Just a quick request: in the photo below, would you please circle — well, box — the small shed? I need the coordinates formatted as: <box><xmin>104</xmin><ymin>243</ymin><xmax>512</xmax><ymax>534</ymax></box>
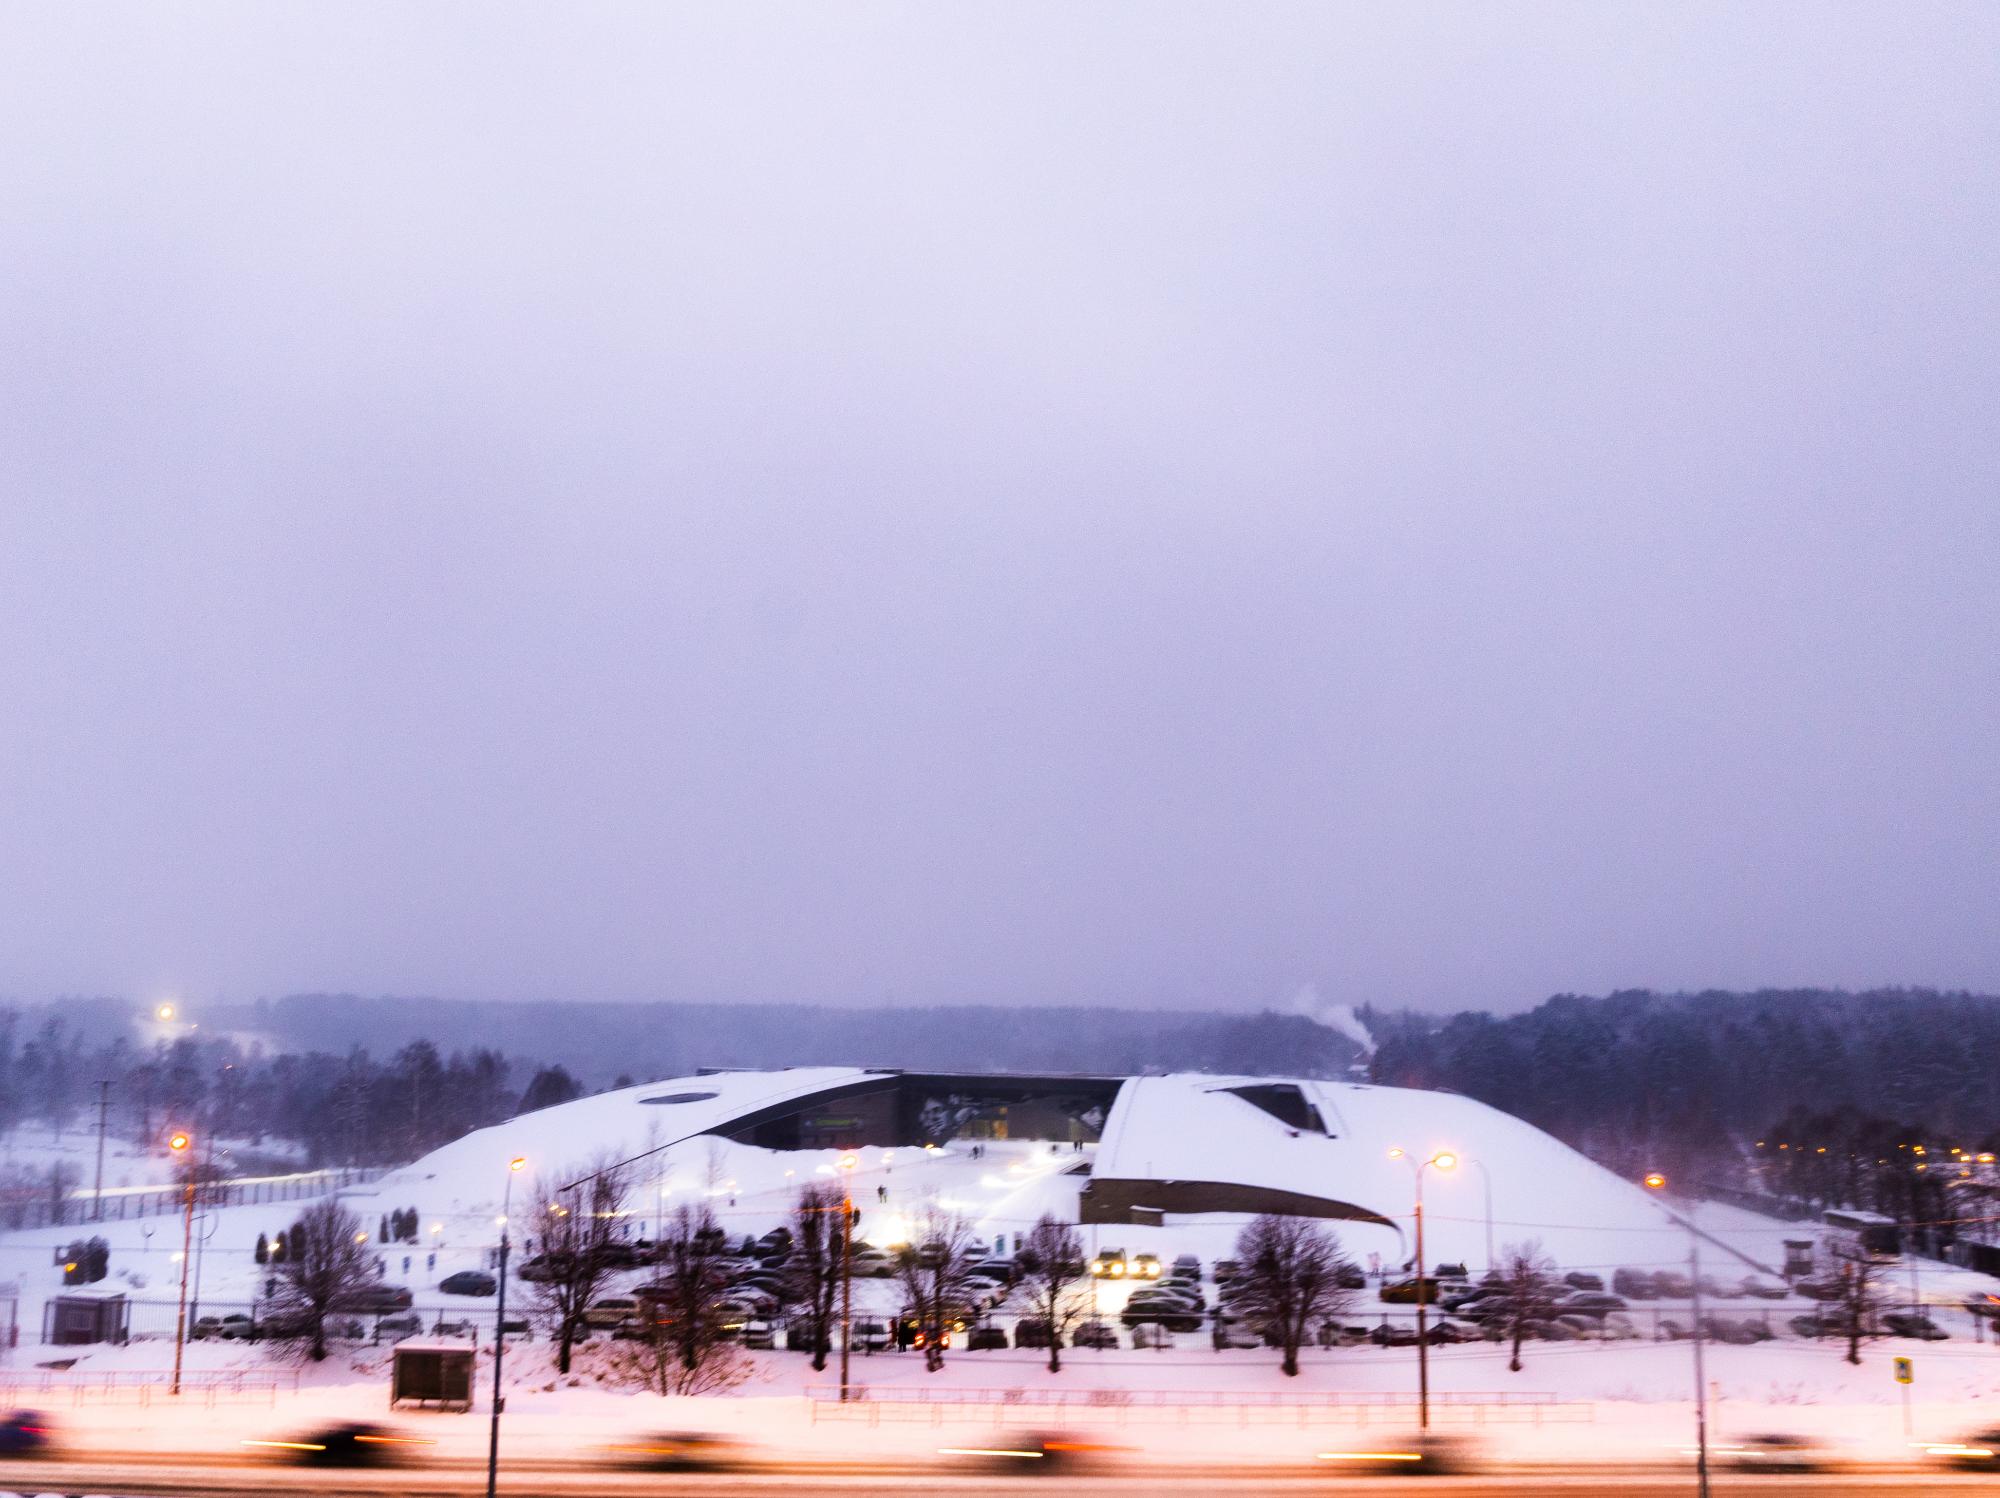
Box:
<box><xmin>43</xmin><ymin>1291</ymin><xmax>128</xmax><ymax>1346</ymax></box>
<box><xmin>390</xmin><ymin>1338</ymin><xmax>477</xmax><ymax>1411</ymax></box>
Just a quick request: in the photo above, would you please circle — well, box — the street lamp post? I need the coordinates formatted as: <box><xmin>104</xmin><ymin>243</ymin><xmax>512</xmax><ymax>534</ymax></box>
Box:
<box><xmin>838</xmin><ymin>1153</ymin><xmax>857</xmax><ymax>1404</ymax></box>
<box><xmin>1389</xmin><ymin>1147</ymin><xmax>1457</xmax><ymax>1430</ymax></box>
<box><xmin>1645</xmin><ymin>1172</ymin><xmax>1710</xmax><ymax>1498</ymax></box>
<box><xmin>486</xmin><ymin>1156</ymin><xmax>526</xmax><ymax>1498</ymax></box>
<box><xmin>167</xmin><ymin>1130</ymin><xmax>194</xmax><ymax>1397</ymax></box>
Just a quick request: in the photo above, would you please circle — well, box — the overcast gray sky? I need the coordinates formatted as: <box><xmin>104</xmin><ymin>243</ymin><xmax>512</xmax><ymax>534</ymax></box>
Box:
<box><xmin>1</xmin><ymin>4</ymin><xmax>1994</xmax><ymax>1015</ymax></box>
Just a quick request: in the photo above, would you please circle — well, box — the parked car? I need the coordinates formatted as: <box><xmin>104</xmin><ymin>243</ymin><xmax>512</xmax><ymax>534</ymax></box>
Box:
<box><xmin>966</xmin><ymin>1324</ymin><xmax>1009</xmax><ymax>1351</ymax></box>
<box><xmin>1612</xmin><ymin>1268</ymin><xmax>1660</xmax><ymax>1300</ymax></box>
<box><xmin>1370</xmin><ymin>1323</ymin><xmax>1421</xmax><ymax>1347</ymax></box>
<box><xmin>1740</xmin><ymin>1277</ymin><xmax>1789</xmax><ymax>1300</ymax></box>
<box><xmin>848</xmin><ymin>1318</ymin><xmax>890</xmax><ymax>1352</ymax></box>
<box><xmin>1013</xmin><ymin>1317</ymin><xmax>1054</xmax><ymax>1348</ymax></box>
<box><xmin>585</xmin><ymin>1297</ymin><xmax>639</xmax><ymax>1330</ymax></box>
<box><xmin>1654</xmin><ymin>1271</ymin><xmax>1693</xmax><ymax>1299</ymax></box>
<box><xmin>439</xmin><ymin>1271</ymin><xmax>497</xmax><ymax>1296</ymax></box>
<box><xmin>1211</xmin><ymin>1259</ymin><xmax>1241</xmax><ymax>1284</ymax></box>
<box><xmin>335</xmin><ymin>1284</ymin><xmax>413</xmax><ymax>1314</ymax></box>
<box><xmin>1564</xmin><ymin>1271</ymin><xmax>1605</xmax><ymax>1292</ymax></box>
<box><xmin>192</xmin><ymin>1313</ymin><xmax>255</xmax><ymax>1341</ymax></box>
<box><xmin>431</xmin><ymin>1318</ymin><xmax>477</xmax><ymax>1340</ymax></box>
<box><xmin>1072</xmin><ymin>1320</ymin><xmax>1119</xmax><ymax>1350</ymax></box>
<box><xmin>373</xmin><ymin>1312</ymin><xmax>423</xmax><ymax>1342</ymax></box>
<box><xmin>1211</xmin><ymin>1316</ymin><xmax>1261</xmax><ymax>1349</ymax></box>
<box><xmin>848</xmin><ymin>1247</ymin><xmax>898</xmax><ymax>1279</ymax></box>
<box><xmin>1555</xmin><ymin>1292</ymin><xmax>1628</xmax><ymax>1318</ymax></box>
<box><xmin>1380</xmin><ymin>1277</ymin><xmax>1442</xmax><ymax>1305</ymax></box>
<box><xmin>1883</xmin><ymin>1312</ymin><xmax>1948</xmax><ymax>1341</ymax></box>
<box><xmin>1172</xmin><ymin>1254</ymin><xmax>1203</xmax><ymax>1280</ymax></box>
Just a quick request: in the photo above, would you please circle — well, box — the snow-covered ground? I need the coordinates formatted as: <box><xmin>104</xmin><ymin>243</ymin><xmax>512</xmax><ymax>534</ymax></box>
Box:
<box><xmin>7</xmin><ymin>1079</ymin><xmax>2000</xmax><ymax>1470</ymax></box>
<box><xmin>9</xmin><ymin>1324</ymin><xmax>2000</xmax><ymax>1471</ymax></box>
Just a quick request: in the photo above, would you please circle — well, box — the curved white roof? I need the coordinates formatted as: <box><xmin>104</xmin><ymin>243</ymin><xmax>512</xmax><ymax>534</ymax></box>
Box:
<box><xmin>1093</xmin><ymin>1073</ymin><xmax>1696</xmax><ymax>1272</ymax></box>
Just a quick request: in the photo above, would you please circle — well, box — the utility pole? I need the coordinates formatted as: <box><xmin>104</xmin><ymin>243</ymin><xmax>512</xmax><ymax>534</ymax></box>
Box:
<box><xmin>487</xmin><ymin>1156</ymin><xmax>525</xmax><ymax>1498</ymax></box>
<box><xmin>839</xmin><ymin>1188</ymin><xmax>855</xmax><ymax>1402</ymax></box>
<box><xmin>92</xmin><ymin>1081</ymin><xmax>109</xmax><ymax>1224</ymax></box>
<box><xmin>1646</xmin><ymin>1172</ymin><xmax>1710</xmax><ymax>1498</ymax></box>
<box><xmin>168</xmin><ymin>1130</ymin><xmax>194</xmax><ymax>1397</ymax></box>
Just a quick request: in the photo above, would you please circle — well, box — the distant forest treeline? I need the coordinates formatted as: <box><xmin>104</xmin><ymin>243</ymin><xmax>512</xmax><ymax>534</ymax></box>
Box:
<box><xmin>1365</xmin><ymin>987</ymin><xmax>2000</xmax><ymax>1198</ymax></box>
<box><xmin>208</xmin><ymin>994</ymin><xmax>1369</xmax><ymax>1091</ymax></box>
<box><xmin>0</xmin><ymin>996</ymin><xmax>1362</xmax><ymax>1169</ymax></box>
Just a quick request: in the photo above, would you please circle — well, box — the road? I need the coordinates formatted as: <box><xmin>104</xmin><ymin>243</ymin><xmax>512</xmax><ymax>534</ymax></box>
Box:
<box><xmin>5</xmin><ymin>1458</ymin><xmax>2000</xmax><ymax>1496</ymax></box>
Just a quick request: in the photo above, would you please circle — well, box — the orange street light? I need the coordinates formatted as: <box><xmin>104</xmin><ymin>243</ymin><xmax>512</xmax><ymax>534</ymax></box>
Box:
<box><xmin>1644</xmin><ymin>1172</ymin><xmax>1668</xmax><ymax>1191</ymax></box>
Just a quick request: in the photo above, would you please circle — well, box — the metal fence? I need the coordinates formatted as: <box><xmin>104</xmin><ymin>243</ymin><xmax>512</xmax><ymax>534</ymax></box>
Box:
<box><xmin>0</xmin><ymin>1367</ymin><xmax>297</xmax><ymax>1408</ymax></box>
<box><xmin>807</xmin><ymin>1384</ymin><xmax>1593</xmax><ymax>1428</ymax></box>
<box><xmin>2</xmin><ymin>1167</ymin><xmax>383</xmax><ymax>1232</ymax></box>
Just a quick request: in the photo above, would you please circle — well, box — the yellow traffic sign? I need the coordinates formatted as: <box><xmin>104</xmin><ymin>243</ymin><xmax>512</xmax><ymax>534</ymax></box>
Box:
<box><xmin>1894</xmin><ymin>1356</ymin><xmax>1914</xmax><ymax>1385</ymax></box>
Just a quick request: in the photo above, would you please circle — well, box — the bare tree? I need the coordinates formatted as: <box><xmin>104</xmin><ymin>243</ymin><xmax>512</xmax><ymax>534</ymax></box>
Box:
<box><xmin>1228</xmin><ymin>1214</ymin><xmax>1355</xmax><ymax>1376</ymax></box>
<box><xmin>266</xmin><ymin>1199</ymin><xmax>373</xmax><ymax>1360</ymax></box>
<box><xmin>895</xmin><ymin>1202</ymin><xmax>979</xmax><ymax>1372</ymax></box>
<box><xmin>1016</xmin><ymin>1215</ymin><xmax>1090</xmax><ymax>1373</ymax></box>
<box><xmin>1491</xmin><ymin>1240</ymin><xmax>1560</xmax><ymax>1372</ymax></box>
<box><xmin>638</xmin><ymin>1202</ymin><xmax>733</xmax><ymax>1390</ymax></box>
<box><xmin>786</xmin><ymin>1182</ymin><xmax>849</xmax><ymax>1372</ymax></box>
<box><xmin>1829</xmin><ymin>1237</ymin><xmax>1889</xmax><ymax>1366</ymax></box>
<box><xmin>529</xmin><ymin>1154</ymin><xmax>630</xmax><ymax>1373</ymax></box>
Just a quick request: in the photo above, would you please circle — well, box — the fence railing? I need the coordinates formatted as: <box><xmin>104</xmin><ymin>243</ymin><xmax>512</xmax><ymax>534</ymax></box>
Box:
<box><xmin>806</xmin><ymin>1385</ymin><xmax>1592</xmax><ymax>1428</ymax></box>
<box><xmin>0</xmin><ymin>1367</ymin><xmax>298</xmax><ymax>1408</ymax></box>
<box><xmin>2</xmin><ymin>1167</ymin><xmax>384</xmax><ymax>1232</ymax></box>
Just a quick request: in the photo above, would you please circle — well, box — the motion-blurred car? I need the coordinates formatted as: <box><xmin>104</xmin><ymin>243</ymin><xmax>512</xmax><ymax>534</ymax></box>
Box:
<box><xmin>1131</xmin><ymin>1253</ymin><xmax>1163</xmax><ymax>1280</ymax></box>
<box><xmin>1316</xmin><ymin>1434</ymin><xmax>1479</xmax><ymax>1476</ymax></box>
<box><xmin>1919</xmin><ymin>1430</ymin><xmax>2000</xmax><ymax>1471</ymax></box>
<box><xmin>439</xmin><ymin>1270</ymin><xmax>497</xmax><ymax>1296</ymax></box>
<box><xmin>244</xmin><ymin>1422</ymin><xmax>433</xmax><ymax>1466</ymax></box>
<box><xmin>604</xmin><ymin>1431</ymin><xmax>752</xmax><ymax>1471</ymax></box>
<box><xmin>939</xmin><ymin>1431</ymin><xmax>1123</xmax><ymax>1475</ymax></box>
<box><xmin>0</xmin><ymin>1411</ymin><xmax>54</xmax><ymax>1457</ymax></box>
<box><xmin>1722</xmin><ymin>1433</ymin><xmax>1831</xmax><ymax>1473</ymax></box>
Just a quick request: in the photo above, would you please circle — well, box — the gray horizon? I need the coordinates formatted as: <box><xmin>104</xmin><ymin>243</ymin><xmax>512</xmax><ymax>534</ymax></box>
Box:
<box><xmin>1</xmin><ymin>4</ymin><xmax>1995</xmax><ymax>1016</ymax></box>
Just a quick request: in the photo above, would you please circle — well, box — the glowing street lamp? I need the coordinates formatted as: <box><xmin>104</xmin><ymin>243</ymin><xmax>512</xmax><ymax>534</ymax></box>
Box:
<box><xmin>1388</xmin><ymin>1147</ymin><xmax>1457</xmax><ymax>1429</ymax></box>
<box><xmin>1645</xmin><ymin>1170</ymin><xmax>1710</xmax><ymax>1498</ymax></box>
<box><xmin>167</xmin><ymin>1129</ymin><xmax>195</xmax><ymax>1396</ymax></box>
<box><xmin>156</xmin><ymin>1003</ymin><xmax>177</xmax><ymax>1023</ymax></box>
<box><xmin>486</xmin><ymin>1155</ymin><xmax>527</xmax><ymax>1498</ymax></box>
